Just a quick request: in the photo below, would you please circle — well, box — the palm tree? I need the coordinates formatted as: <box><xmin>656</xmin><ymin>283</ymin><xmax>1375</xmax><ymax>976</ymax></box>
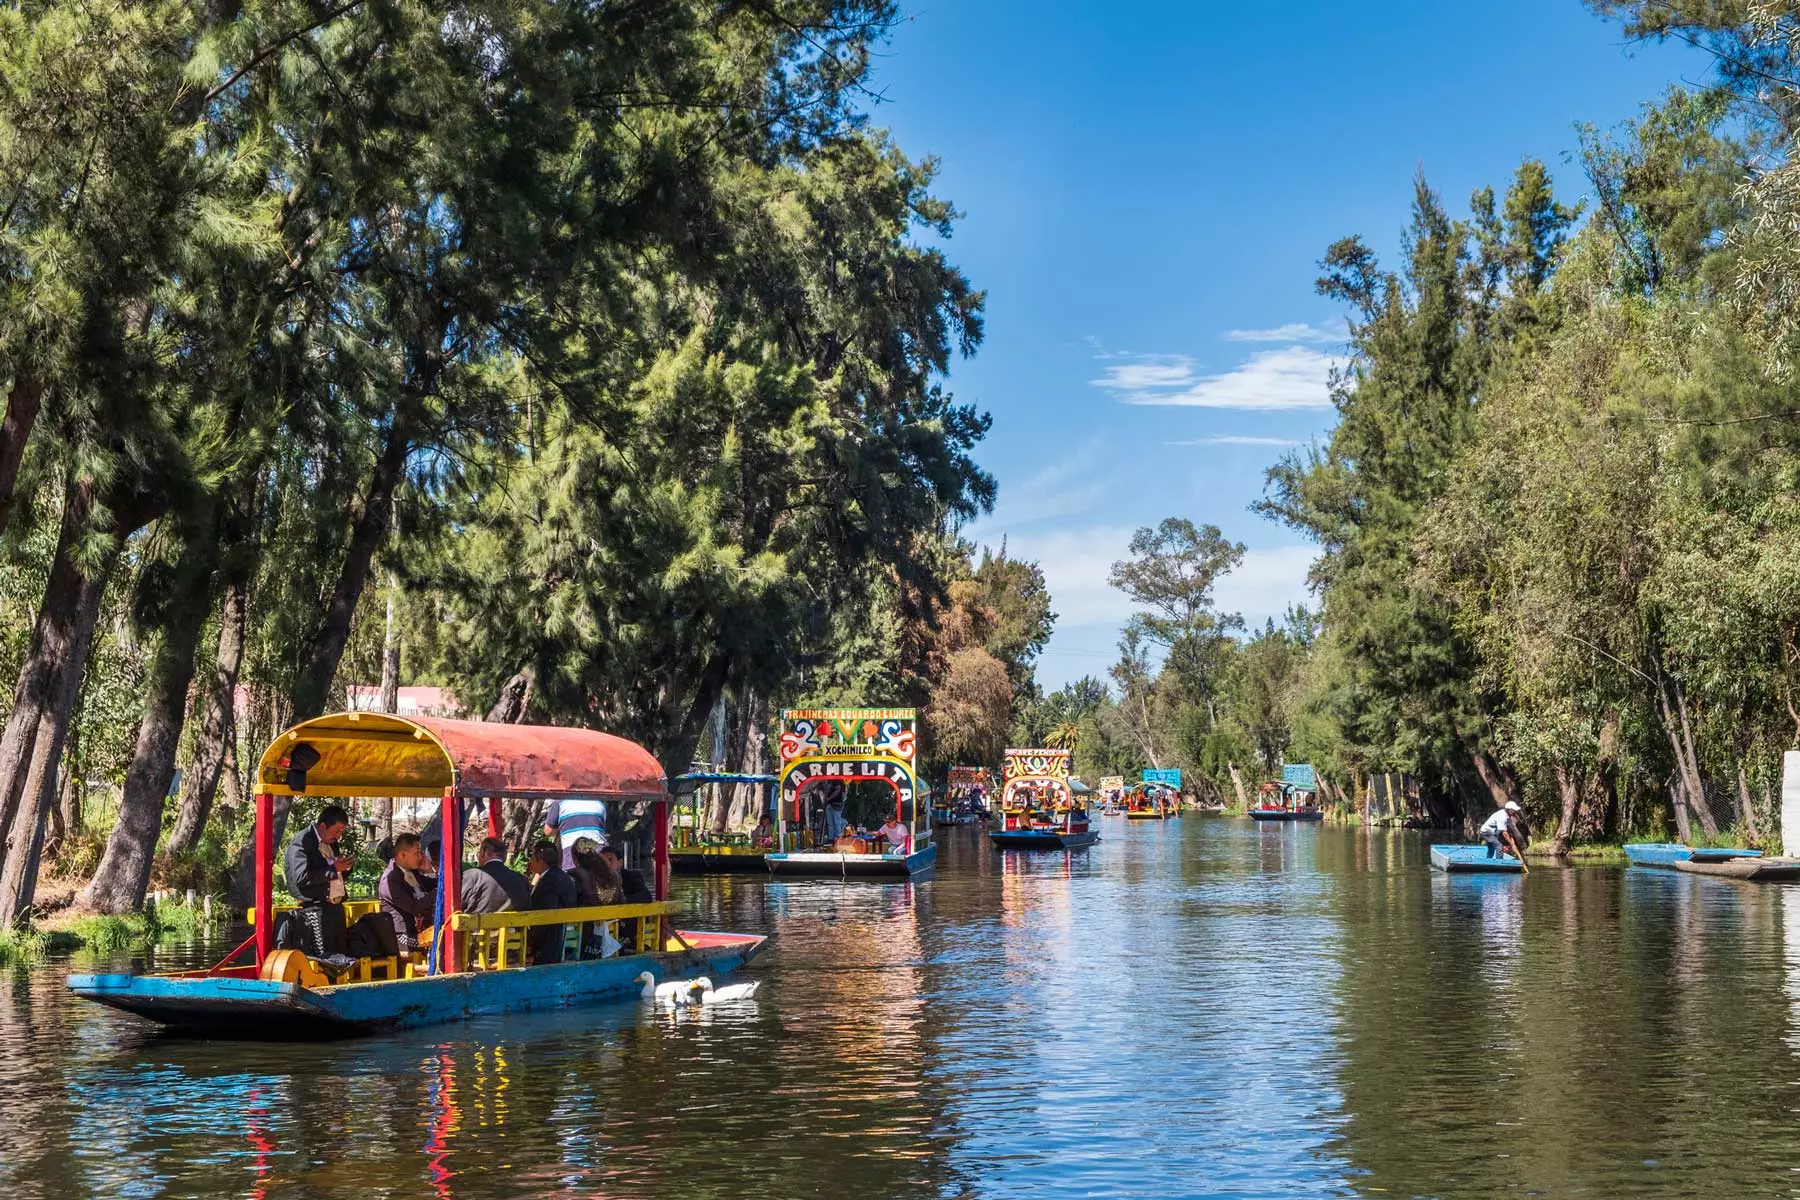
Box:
<box><xmin>1046</xmin><ymin>721</ymin><xmax>1081</xmax><ymax>752</ymax></box>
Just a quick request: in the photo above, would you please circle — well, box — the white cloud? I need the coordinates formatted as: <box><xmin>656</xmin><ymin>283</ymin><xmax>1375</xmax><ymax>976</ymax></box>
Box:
<box><xmin>1223</xmin><ymin>322</ymin><xmax>1343</xmax><ymax>344</ymax></box>
<box><xmin>1090</xmin><ymin>355</ymin><xmax>1197</xmax><ymax>391</ymax></box>
<box><xmin>1166</xmin><ymin>435</ymin><xmax>1299</xmax><ymax>447</ymax></box>
<box><xmin>1100</xmin><ymin>345</ymin><xmax>1339</xmax><ymax>410</ymax></box>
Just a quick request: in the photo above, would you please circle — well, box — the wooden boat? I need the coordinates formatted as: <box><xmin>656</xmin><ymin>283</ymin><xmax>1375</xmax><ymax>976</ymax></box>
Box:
<box><xmin>669</xmin><ymin>771</ymin><xmax>781</xmax><ymax>873</ymax></box>
<box><xmin>764</xmin><ymin>707</ymin><xmax>936</xmax><ymax>879</ymax></box>
<box><xmin>990</xmin><ymin>748</ymin><xmax>1099</xmax><ymax>851</ymax></box>
<box><xmin>937</xmin><ymin>765</ymin><xmax>993</xmax><ymax>826</ymax></box>
<box><xmin>1674</xmin><ymin>857</ymin><xmax>1800</xmax><ymax>882</ymax></box>
<box><xmin>1623</xmin><ymin>843</ymin><xmax>1763</xmax><ymax>868</ymax></box>
<box><xmin>988</xmin><ymin>827</ymin><xmax>1100</xmax><ymax>850</ymax></box>
<box><xmin>68</xmin><ymin>713</ymin><xmax>766</xmax><ymax>1037</ymax></box>
<box><xmin>1249</xmin><ymin>777</ymin><xmax>1322</xmax><ymax>821</ymax></box>
<box><xmin>1124</xmin><ymin>781</ymin><xmax>1178</xmax><ymax>820</ymax></box>
<box><xmin>766</xmin><ymin>842</ymin><xmax>938</xmax><ymax>877</ymax></box>
<box><xmin>1430</xmin><ymin>844</ymin><xmax>1524</xmax><ymax>873</ymax></box>
<box><xmin>1248</xmin><ymin>807</ymin><xmax>1324</xmax><ymax>822</ymax></box>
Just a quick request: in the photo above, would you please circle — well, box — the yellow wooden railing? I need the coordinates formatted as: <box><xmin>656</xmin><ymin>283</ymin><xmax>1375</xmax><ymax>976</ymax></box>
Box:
<box><xmin>449</xmin><ymin>901</ymin><xmax>678</xmax><ymax>970</ymax></box>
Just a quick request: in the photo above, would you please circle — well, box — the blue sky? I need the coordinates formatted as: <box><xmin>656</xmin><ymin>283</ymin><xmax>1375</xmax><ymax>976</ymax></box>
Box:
<box><xmin>866</xmin><ymin>1</ymin><xmax>1704</xmax><ymax>690</ymax></box>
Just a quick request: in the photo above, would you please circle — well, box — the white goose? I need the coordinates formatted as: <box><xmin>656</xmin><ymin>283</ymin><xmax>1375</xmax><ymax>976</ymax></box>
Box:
<box><xmin>689</xmin><ymin>976</ymin><xmax>762</xmax><ymax>1004</ymax></box>
<box><xmin>635</xmin><ymin>971</ymin><xmax>700</xmax><ymax>1006</ymax></box>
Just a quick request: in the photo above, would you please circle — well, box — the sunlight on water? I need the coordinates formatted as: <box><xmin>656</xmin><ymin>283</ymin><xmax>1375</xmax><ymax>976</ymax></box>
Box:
<box><xmin>5</xmin><ymin>821</ymin><xmax>1800</xmax><ymax>1197</ymax></box>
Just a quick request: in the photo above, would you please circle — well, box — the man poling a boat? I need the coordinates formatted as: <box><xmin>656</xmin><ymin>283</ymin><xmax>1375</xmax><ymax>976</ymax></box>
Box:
<box><xmin>1479</xmin><ymin>801</ymin><xmax>1528</xmax><ymax>867</ymax></box>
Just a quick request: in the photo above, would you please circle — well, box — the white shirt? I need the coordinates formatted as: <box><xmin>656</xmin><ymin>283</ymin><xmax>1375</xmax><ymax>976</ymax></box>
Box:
<box><xmin>1479</xmin><ymin>809</ymin><xmax>1513</xmax><ymax>836</ymax></box>
<box><xmin>879</xmin><ymin>821</ymin><xmax>910</xmax><ymax>852</ymax></box>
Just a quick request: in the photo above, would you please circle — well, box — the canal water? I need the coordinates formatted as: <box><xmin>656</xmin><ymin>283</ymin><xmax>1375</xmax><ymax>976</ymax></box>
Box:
<box><xmin>4</xmin><ymin>818</ymin><xmax>1799</xmax><ymax>1198</ymax></box>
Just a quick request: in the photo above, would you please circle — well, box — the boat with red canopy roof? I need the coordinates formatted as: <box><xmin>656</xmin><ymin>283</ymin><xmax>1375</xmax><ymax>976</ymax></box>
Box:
<box><xmin>66</xmin><ymin>711</ymin><xmax>765</xmax><ymax>1036</ymax></box>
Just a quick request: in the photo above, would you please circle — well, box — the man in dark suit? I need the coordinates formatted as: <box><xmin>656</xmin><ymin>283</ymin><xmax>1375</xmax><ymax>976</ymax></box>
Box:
<box><xmin>526</xmin><ymin>839</ymin><xmax>577</xmax><ymax>965</ymax></box>
<box><xmin>283</xmin><ymin>804</ymin><xmax>352</xmax><ymax>958</ymax></box>
<box><xmin>377</xmin><ymin>832</ymin><xmax>438</xmax><ymax>952</ymax></box>
<box><xmin>460</xmin><ymin>837</ymin><xmax>531</xmax><ymax>914</ymax></box>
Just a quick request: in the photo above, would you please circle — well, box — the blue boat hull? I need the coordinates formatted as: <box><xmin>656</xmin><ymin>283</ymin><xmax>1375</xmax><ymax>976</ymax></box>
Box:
<box><xmin>1430</xmin><ymin>844</ymin><xmax>1523</xmax><ymax>873</ymax></box>
<box><xmin>988</xmin><ymin>828</ymin><xmax>1100</xmax><ymax>850</ymax></box>
<box><xmin>67</xmin><ymin>933</ymin><xmax>766</xmax><ymax>1038</ymax></box>
<box><xmin>765</xmin><ymin>843</ymin><xmax>937</xmax><ymax>878</ymax></box>
<box><xmin>1624</xmin><ymin>843</ymin><xmax>1764</xmax><ymax>868</ymax></box>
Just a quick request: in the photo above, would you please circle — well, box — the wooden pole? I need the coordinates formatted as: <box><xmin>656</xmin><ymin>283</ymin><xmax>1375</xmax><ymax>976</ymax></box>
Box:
<box><xmin>652</xmin><ymin>796</ymin><xmax>670</xmax><ymax>902</ymax></box>
<box><xmin>439</xmin><ymin>788</ymin><xmax>462</xmax><ymax>973</ymax></box>
<box><xmin>487</xmin><ymin>797</ymin><xmax>501</xmax><ymax>841</ymax></box>
<box><xmin>253</xmin><ymin>792</ymin><xmax>273</xmax><ymax>969</ymax></box>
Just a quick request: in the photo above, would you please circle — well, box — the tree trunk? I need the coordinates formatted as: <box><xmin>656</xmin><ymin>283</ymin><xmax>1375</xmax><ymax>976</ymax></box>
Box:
<box><xmin>0</xmin><ymin>551</ymin><xmax>110</xmax><ymax>923</ymax></box>
<box><xmin>167</xmin><ymin>572</ymin><xmax>248</xmax><ymax>856</ymax></box>
<box><xmin>79</xmin><ymin>538</ymin><xmax>214</xmax><ymax>914</ymax></box>
<box><xmin>1669</xmin><ymin>777</ymin><xmax>1693</xmax><ymax>843</ymax></box>
<box><xmin>0</xmin><ymin>373</ymin><xmax>44</xmax><ymax>536</ymax></box>
<box><xmin>1466</xmin><ymin>743</ymin><xmax>1520</xmax><ymax>812</ymax></box>
<box><xmin>1739</xmin><ymin>764</ymin><xmax>1762</xmax><ymax>845</ymax></box>
<box><xmin>726</xmin><ymin>686</ymin><xmax>769</xmax><ymax>831</ymax></box>
<box><xmin>1671</xmin><ymin>681</ymin><xmax>1719</xmax><ymax>838</ymax></box>
<box><xmin>377</xmin><ymin>561</ymin><xmax>400</xmax><ymax>844</ymax></box>
<box><xmin>485</xmin><ymin>668</ymin><xmax>534</xmax><ymax>723</ymax></box>
<box><xmin>290</xmin><ymin>410</ymin><xmax>413</xmax><ymax>722</ymax></box>
<box><xmin>42</xmin><ymin>704</ymin><xmax>80</xmax><ymax>862</ymax></box>
<box><xmin>1226</xmin><ymin>761</ymin><xmax>1250</xmax><ymax>809</ymax></box>
<box><xmin>0</xmin><ymin>477</ymin><xmax>106</xmax><ymax>880</ymax></box>
<box><xmin>1552</xmin><ymin>764</ymin><xmax>1581</xmax><ymax>856</ymax></box>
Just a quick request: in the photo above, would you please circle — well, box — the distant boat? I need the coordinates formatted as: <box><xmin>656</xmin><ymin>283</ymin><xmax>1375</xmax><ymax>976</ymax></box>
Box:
<box><xmin>1622</xmin><ymin>843</ymin><xmax>1762</xmax><ymax>868</ymax></box>
<box><xmin>1430</xmin><ymin>844</ymin><xmax>1523</xmax><ymax>874</ymax></box>
<box><xmin>1248</xmin><ymin>807</ymin><xmax>1323</xmax><ymax>822</ymax></box>
<box><xmin>1623</xmin><ymin>842</ymin><xmax>1800</xmax><ymax>881</ymax></box>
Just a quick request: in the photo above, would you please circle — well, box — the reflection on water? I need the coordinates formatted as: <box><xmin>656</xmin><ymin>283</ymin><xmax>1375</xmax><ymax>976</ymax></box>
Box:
<box><xmin>10</xmin><ymin>824</ymin><xmax>1800</xmax><ymax>1196</ymax></box>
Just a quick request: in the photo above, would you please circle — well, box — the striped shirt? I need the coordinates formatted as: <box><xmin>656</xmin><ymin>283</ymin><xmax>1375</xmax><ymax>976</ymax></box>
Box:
<box><xmin>546</xmin><ymin>798</ymin><xmax>607</xmax><ymax>867</ymax></box>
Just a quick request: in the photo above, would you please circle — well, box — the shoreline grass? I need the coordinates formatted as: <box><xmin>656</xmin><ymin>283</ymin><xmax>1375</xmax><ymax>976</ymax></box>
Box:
<box><xmin>2</xmin><ymin>898</ymin><xmax>229</xmax><ymax>968</ymax></box>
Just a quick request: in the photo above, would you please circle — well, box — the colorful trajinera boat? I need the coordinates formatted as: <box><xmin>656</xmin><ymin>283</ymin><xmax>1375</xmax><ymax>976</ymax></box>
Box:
<box><xmin>989</xmin><ymin>748</ymin><xmax>1099</xmax><ymax>850</ymax></box>
<box><xmin>1430</xmin><ymin>844</ymin><xmax>1523</xmax><ymax>873</ymax></box>
<box><xmin>67</xmin><ymin>713</ymin><xmax>765</xmax><ymax>1036</ymax></box>
<box><xmin>1098</xmin><ymin>776</ymin><xmax>1126</xmax><ymax>815</ymax></box>
<box><xmin>1124</xmin><ymin>780</ymin><xmax>1178</xmax><ymax>820</ymax></box>
<box><xmin>934</xmin><ymin>765</ymin><xmax>992</xmax><ymax>826</ymax></box>
<box><xmin>1248</xmin><ymin>779</ymin><xmax>1322</xmax><ymax>821</ymax></box>
<box><xmin>669</xmin><ymin>772</ymin><xmax>781</xmax><ymax>873</ymax></box>
<box><xmin>1623</xmin><ymin>842</ymin><xmax>1800</xmax><ymax>880</ymax></box>
<box><xmin>764</xmin><ymin>709</ymin><xmax>937</xmax><ymax>878</ymax></box>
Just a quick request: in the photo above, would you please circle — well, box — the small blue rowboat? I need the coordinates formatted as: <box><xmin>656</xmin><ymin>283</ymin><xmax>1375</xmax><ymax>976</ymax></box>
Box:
<box><xmin>989</xmin><ymin>828</ymin><xmax>1100</xmax><ymax>851</ymax></box>
<box><xmin>1430</xmin><ymin>844</ymin><xmax>1524</xmax><ymax>873</ymax></box>
<box><xmin>1623</xmin><ymin>843</ymin><xmax>1763</xmax><ymax>868</ymax></box>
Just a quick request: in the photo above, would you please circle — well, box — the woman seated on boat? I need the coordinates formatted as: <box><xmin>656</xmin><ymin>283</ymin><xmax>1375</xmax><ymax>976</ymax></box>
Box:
<box><xmin>750</xmin><ymin>813</ymin><xmax>775</xmax><ymax>848</ymax></box>
<box><xmin>877</xmin><ymin>815</ymin><xmax>911</xmax><ymax>854</ymax></box>
<box><xmin>377</xmin><ymin>832</ymin><xmax>438</xmax><ymax>953</ymax></box>
<box><xmin>568</xmin><ymin>838</ymin><xmax>622</xmax><ymax>958</ymax></box>
<box><xmin>526</xmin><ymin>839</ymin><xmax>578</xmax><ymax>965</ymax></box>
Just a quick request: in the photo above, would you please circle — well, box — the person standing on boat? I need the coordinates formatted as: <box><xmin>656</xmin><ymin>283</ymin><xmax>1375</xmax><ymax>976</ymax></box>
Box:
<box><xmin>820</xmin><ymin>788</ymin><xmax>849</xmax><ymax>843</ymax></box>
<box><xmin>526</xmin><ymin>839</ymin><xmax>578</xmax><ymax>965</ymax></box>
<box><xmin>287</xmin><ymin>804</ymin><xmax>352</xmax><ymax>904</ymax></box>
<box><xmin>1479</xmin><ymin>801</ymin><xmax>1524</xmax><ymax>860</ymax></box>
<box><xmin>461</xmin><ymin>837</ymin><xmax>531</xmax><ymax>913</ymax></box>
<box><xmin>284</xmin><ymin>804</ymin><xmax>353</xmax><ymax>959</ymax></box>
<box><xmin>544</xmin><ymin>797</ymin><xmax>607</xmax><ymax>869</ymax></box>
<box><xmin>377</xmin><ymin>833</ymin><xmax>438</xmax><ymax>952</ymax></box>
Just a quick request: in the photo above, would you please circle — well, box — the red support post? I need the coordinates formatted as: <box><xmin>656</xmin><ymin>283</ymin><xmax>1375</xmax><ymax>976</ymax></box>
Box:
<box><xmin>439</xmin><ymin>788</ymin><xmax>462</xmax><ymax>974</ymax></box>
<box><xmin>652</xmin><ymin>797</ymin><xmax>670</xmax><ymax>902</ymax></box>
<box><xmin>253</xmin><ymin>793</ymin><xmax>274</xmax><ymax>970</ymax></box>
<box><xmin>487</xmin><ymin>797</ymin><xmax>501</xmax><ymax>840</ymax></box>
